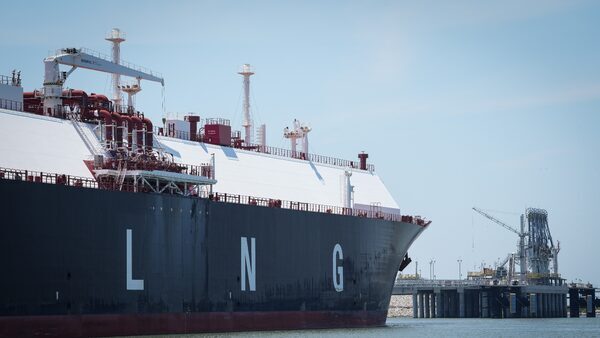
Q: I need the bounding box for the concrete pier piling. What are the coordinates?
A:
[413,293,418,318]
[567,285,596,318]
[394,279,585,319]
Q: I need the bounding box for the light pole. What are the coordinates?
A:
[432,260,436,280]
[415,261,418,278]
[429,259,434,280]
[457,258,463,280]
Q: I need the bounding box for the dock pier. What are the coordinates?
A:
[394,279,595,318]
[568,284,597,318]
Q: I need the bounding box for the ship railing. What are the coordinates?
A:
[155,126,376,172]
[394,279,490,288]
[0,74,20,86]
[155,126,193,141]
[208,192,429,226]
[0,166,428,226]
[101,158,212,179]
[239,143,375,172]
[23,104,71,117]
[0,167,98,189]
[178,162,213,178]
[205,118,231,126]
[0,98,23,111]
[113,105,137,115]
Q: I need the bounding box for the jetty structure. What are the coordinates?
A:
[393,208,597,318]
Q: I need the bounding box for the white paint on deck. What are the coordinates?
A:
[0,109,95,178]
[0,109,401,211]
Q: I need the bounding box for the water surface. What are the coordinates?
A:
[147,317,600,338]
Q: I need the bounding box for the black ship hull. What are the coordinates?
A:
[0,179,424,337]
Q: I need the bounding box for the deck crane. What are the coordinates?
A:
[472,207,528,284]
[42,47,164,116]
[495,252,516,282]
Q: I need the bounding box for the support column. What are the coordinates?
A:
[459,288,465,318]
[477,290,482,318]
[587,294,595,317]
[559,294,564,317]
[424,293,430,318]
[530,293,537,318]
[563,294,568,318]
[481,291,489,318]
[569,288,579,318]
[509,293,517,317]
[435,289,443,318]
[431,292,437,318]
[413,293,418,318]
[445,292,450,317]
[465,291,471,318]
[520,291,528,318]
[419,292,425,318]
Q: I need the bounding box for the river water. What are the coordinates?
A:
[148,317,600,338]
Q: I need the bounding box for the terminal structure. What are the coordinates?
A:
[394,207,597,318]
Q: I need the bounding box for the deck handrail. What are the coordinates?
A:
[155,126,376,172]
[0,166,429,227]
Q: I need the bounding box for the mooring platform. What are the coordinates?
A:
[393,279,597,319]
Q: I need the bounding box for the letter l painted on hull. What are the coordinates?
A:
[126,229,144,291]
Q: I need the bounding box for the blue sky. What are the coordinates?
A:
[2,1,599,284]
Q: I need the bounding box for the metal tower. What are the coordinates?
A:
[238,64,254,145]
[526,208,556,275]
[119,79,141,113]
[106,28,126,111]
[283,119,311,158]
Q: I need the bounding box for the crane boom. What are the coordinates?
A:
[472,207,529,283]
[42,47,163,116]
[472,207,521,236]
[45,48,164,85]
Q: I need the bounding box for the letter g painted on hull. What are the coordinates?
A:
[333,243,344,292]
[241,237,256,291]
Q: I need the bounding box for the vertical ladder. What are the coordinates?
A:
[115,160,127,191]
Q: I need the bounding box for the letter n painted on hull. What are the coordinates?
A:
[126,229,144,291]
[333,243,344,292]
[241,237,256,291]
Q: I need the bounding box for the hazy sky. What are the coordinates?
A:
[2,1,599,285]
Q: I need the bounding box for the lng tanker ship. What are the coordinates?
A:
[0,29,429,337]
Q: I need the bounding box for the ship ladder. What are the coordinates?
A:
[68,113,106,157]
[115,160,127,191]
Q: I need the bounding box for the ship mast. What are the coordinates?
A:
[106,28,126,112]
[238,64,254,145]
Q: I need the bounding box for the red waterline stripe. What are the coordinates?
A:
[0,310,388,337]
